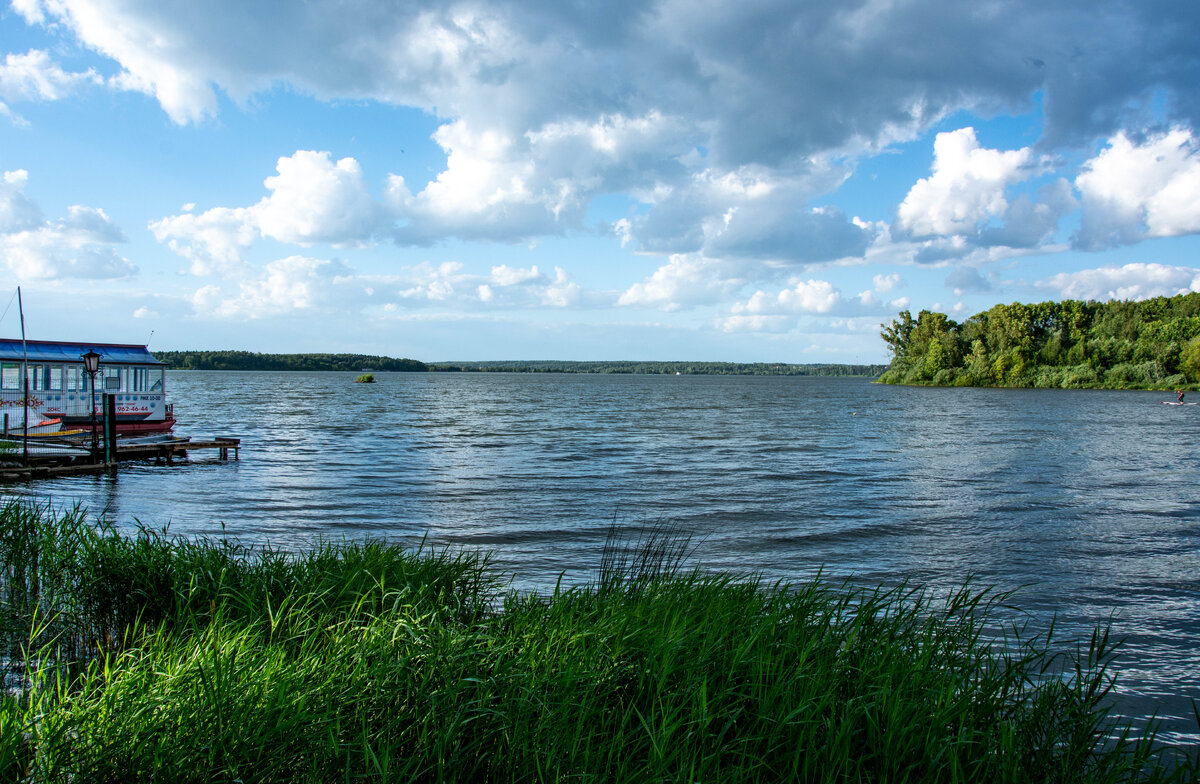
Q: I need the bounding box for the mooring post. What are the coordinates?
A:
[103,394,118,473]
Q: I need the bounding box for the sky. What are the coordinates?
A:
[1,0,1199,363]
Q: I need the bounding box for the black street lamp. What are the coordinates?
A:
[81,350,100,459]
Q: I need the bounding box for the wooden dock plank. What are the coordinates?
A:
[0,436,240,482]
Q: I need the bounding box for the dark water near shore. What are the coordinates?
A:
[9,371,1200,742]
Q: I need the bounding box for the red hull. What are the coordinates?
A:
[115,416,176,435]
[66,415,176,436]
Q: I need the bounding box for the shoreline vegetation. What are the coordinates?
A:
[155,351,888,376]
[879,291,1200,390]
[1,501,1195,782]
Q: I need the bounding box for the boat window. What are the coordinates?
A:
[150,368,163,392]
[27,365,42,391]
[104,367,120,391]
[1,363,18,390]
[49,366,62,391]
[66,366,80,392]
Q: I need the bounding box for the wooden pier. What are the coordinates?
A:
[0,436,240,482]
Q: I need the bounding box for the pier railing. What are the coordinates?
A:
[0,390,114,463]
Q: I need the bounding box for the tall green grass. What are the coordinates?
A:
[0,501,1194,782]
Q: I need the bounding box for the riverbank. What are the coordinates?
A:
[1,501,1194,782]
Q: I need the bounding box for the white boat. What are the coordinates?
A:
[0,339,176,435]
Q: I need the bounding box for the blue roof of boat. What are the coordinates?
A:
[0,339,165,365]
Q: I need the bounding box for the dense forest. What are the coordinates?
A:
[879,292,1200,389]
[429,361,889,376]
[155,351,428,372]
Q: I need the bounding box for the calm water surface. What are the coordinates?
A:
[9,372,1200,741]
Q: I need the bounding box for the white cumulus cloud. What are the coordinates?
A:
[191,256,358,319]
[0,49,100,102]
[394,261,583,309]
[0,169,135,279]
[1074,129,1200,250]
[618,254,748,311]
[256,151,379,245]
[1037,262,1200,301]
[896,127,1034,239]
[152,151,383,274]
[731,279,843,317]
[0,49,101,122]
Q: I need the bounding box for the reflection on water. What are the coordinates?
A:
[8,372,1200,740]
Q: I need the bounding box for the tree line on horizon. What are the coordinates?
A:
[879,291,1200,389]
[152,352,888,377]
[153,351,428,372]
[428,360,888,376]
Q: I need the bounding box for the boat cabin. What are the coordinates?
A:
[0,340,174,433]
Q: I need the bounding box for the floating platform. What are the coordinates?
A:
[0,435,240,482]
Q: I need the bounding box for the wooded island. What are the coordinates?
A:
[879,291,1200,389]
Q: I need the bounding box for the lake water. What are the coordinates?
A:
[8,371,1200,742]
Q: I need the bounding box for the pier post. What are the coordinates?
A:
[103,394,118,472]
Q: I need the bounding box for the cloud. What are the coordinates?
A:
[617,253,748,311]
[396,261,584,309]
[150,206,256,276]
[0,49,100,102]
[716,277,915,334]
[1074,129,1200,250]
[0,49,101,122]
[19,0,1200,155]
[977,179,1076,249]
[896,127,1036,239]
[714,278,842,333]
[945,266,991,296]
[256,151,379,245]
[24,0,1200,270]
[743,279,843,315]
[152,150,382,274]
[717,267,914,333]
[624,165,873,264]
[387,120,572,245]
[191,256,359,319]
[872,273,900,293]
[1037,263,1200,301]
[0,169,136,279]
[715,314,792,334]
[380,110,721,246]
[0,170,44,232]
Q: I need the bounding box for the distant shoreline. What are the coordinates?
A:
[427,360,888,376]
[156,351,888,376]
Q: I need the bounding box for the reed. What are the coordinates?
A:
[0,502,1194,782]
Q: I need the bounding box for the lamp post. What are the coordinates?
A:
[81,350,100,459]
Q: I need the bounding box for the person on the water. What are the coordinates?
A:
[1177,389,1185,403]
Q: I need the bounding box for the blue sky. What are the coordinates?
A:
[1,0,1199,362]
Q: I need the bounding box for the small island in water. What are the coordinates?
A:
[879,291,1200,390]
